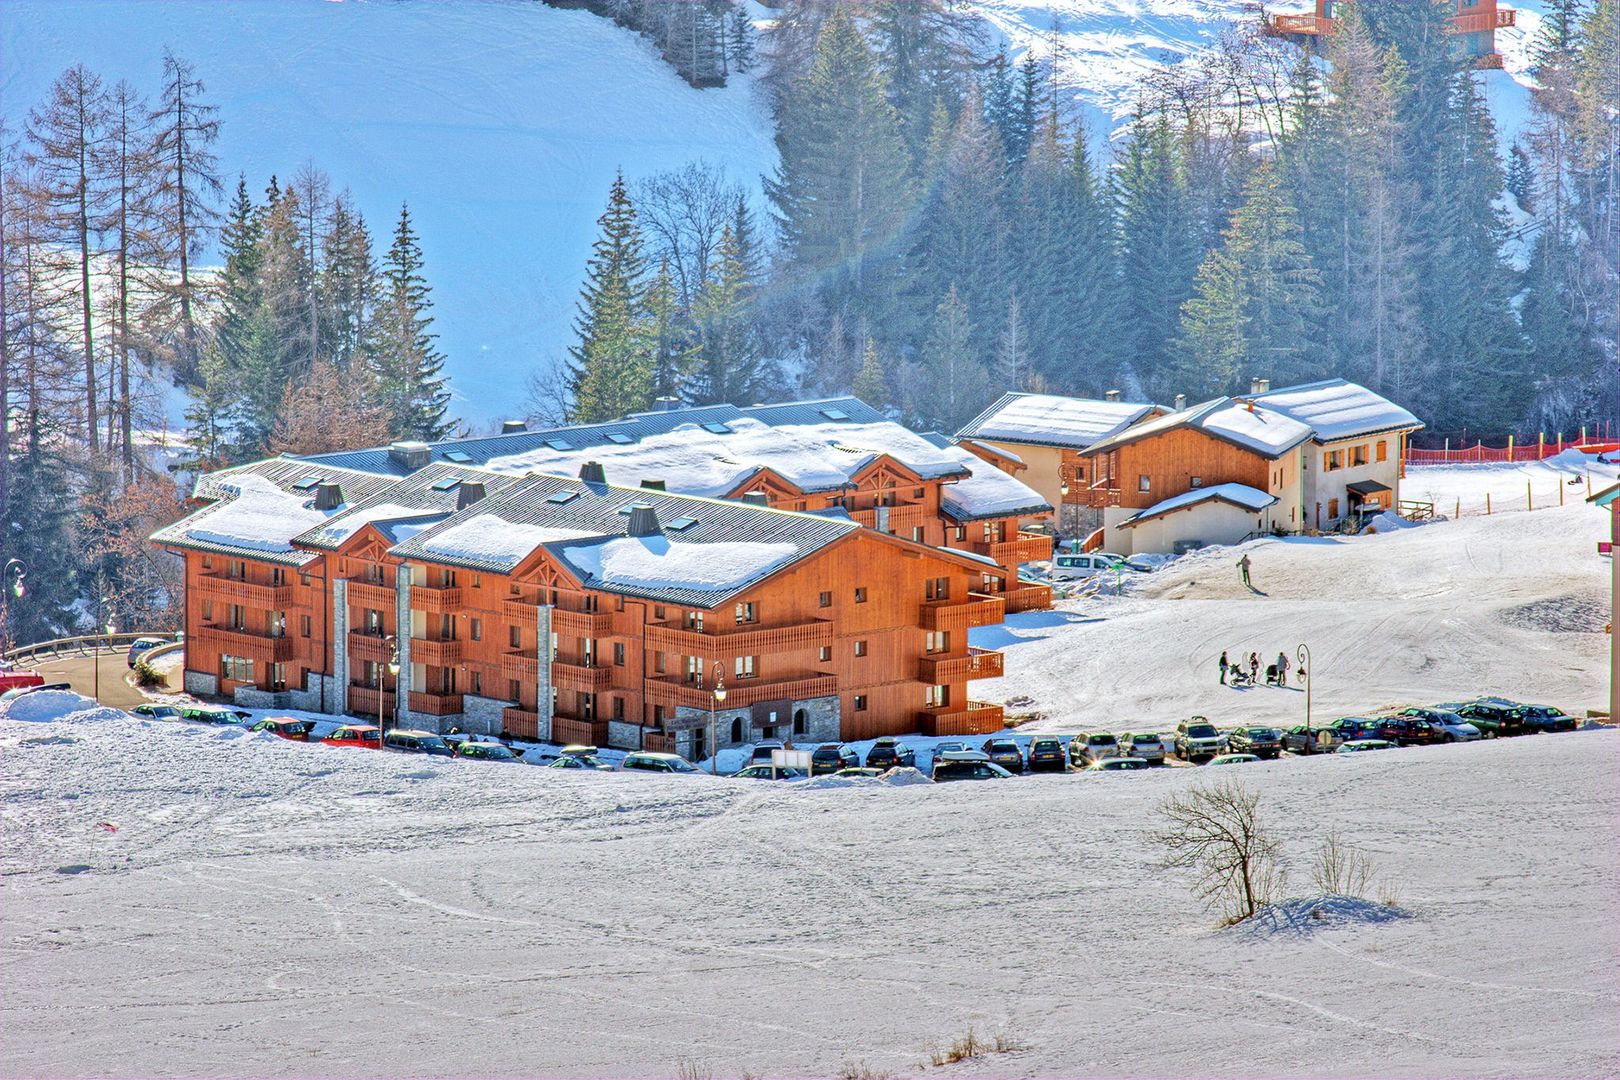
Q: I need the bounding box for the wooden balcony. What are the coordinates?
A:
[192,624,297,662]
[503,707,539,739]
[920,593,1005,632]
[345,579,394,610]
[644,674,837,712]
[552,661,612,692]
[551,716,609,747]
[850,502,932,535]
[1003,582,1053,613]
[552,608,616,637]
[500,651,540,681]
[408,690,464,716]
[641,731,678,755]
[919,647,1005,683]
[346,685,395,719]
[1072,484,1122,509]
[409,584,463,613]
[410,637,463,666]
[193,573,298,609]
[646,618,834,657]
[347,630,394,662]
[917,700,1004,737]
[1267,7,1511,37]
[1453,8,1514,33]
[974,532,1052,566]
[502,598,538,622]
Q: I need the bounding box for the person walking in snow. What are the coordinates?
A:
[1219,651,1229,685]
[1277,651,1290,684]
[1248,652,1260,683]
[1237,553,1253,589]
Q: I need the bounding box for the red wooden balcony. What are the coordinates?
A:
[919,646,1004,683]
[346,685,395,719]
[920,593,1005,632]
[850,502,932,535]
[500,651,540,681]
[408,690,464,716]
[192,624,297,663]
[193,573,298,609]
[347,630,394,662]
[502,707,539,739]
[1002,582,1053,613]
[644,674,837,712]
[646,618,833,657]
[552,608,617,638]
[345,579,394,610]
[1267,6,1511,38]
[641,730,678,755]
[552,661,612,693]
[917,701,1004,737]
[551,715,609,747]
[409,584,462,613]
[974,532,1052,566]
[410,637,462,667]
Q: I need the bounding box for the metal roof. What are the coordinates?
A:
[190,457,398,503]
[290,462,527,550]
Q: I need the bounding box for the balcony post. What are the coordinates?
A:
[332,577,350,714]
[536,602,554,743]
[394,564,411,730]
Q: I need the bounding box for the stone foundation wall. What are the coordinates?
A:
[460,695,508,737]
[233,687,292,710]
[1059,504,1104,542]
[606,720,644,751]
[183,670,219,697]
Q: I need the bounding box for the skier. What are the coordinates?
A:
[1237,553,1253,588]
[1218,650,1229,685]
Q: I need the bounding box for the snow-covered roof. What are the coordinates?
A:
[939,447,1053,522]
[418,515,604,572]
[1247,379,1424,442]
[1085,397,1313,459]
[1119,483,1277,528]
[152,474,336,565]
[956,392,1160,450]
[290,463,524,551]
[558,536,801,595]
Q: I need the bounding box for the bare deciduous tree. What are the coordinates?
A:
[1155,779,1285,924]
[635,161,742,307]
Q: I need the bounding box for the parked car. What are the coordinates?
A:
[126,636,169,668]
[456,740,519,763]
[809,743,859,775]
[383,729,454,756]
[1173,718,1226,762]
[322,723,381,748]
[1051,552,1127,581]
[1118,731,1166,764]
[833,767,884,779]
[1085,756,1151,772]
[980,738,1025,773]
[550,744,612,770]
[1337,738,1396,753]
[865,737,915,770]
[1512,704,1578,733]
[1072,731,1122,766]
[181,705,249,726]
[0,671,47,696]
[1225,726,1283,759]
[620,751,701,774]
[128,702,182,721]
[249,717,315,741]
[750,740,786,764]
[1454,699,1529,738]
[1206,753,1260,766]
[1026,736,1068,772]
[932,752,1014,782]
[1391,706,1481,742]
[931,740,970,758]
[1373,716,1444,747]
[733,763,808,781]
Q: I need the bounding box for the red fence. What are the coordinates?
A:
[1406,437,1619,465]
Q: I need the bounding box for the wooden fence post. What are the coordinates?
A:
[1527,479,1532,511]
[1486,492,1492,515]
[1455,498,1460,519]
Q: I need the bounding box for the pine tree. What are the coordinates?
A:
[995,291,1030,392]
[569,173,655,422]
[983,50,1020,171]
[912,283,989,431]
[370,202,452,439]
[727,4,755,74]
[1506,144,1535,210]
[96,78,156,479]
[646,260,688,401]
[691,224,761,404]
[319,192,378,370]
[852,336,889,407]
[869,0,984,167]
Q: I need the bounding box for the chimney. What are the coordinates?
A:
[455,481,486,510]
[500,419,527,434]
[740,492,770,507]
[578,461,607,485]
[653,395,682,413]
[1250,377,1271,395]
[313,482,344,511]
[1104,389,1122,402]
[626,503,661,537]
[640,478,666,491]
[1173,393,1186,411]
[388,440,432,470]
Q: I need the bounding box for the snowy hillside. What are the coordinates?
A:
[2,0,777,425]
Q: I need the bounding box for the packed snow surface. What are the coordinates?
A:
[1250,378,1424,442]
[2,700,1614,1076]
[417,514,600,570]
[560,535,800,594]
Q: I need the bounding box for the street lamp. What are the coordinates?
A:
[1296,643,1312,746]
[380,633,400,735]
[0,559,24,655]
[709,661,727,775]
[92,594,114,704]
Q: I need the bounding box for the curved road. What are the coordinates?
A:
[21,651,179,710]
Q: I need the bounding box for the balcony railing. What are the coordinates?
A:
[644,674,837,712]
[345,579,394,610]
[502,598,538,622]
[641,731,678,755]
[408,690,464,716]
[849,502,932,535]
[1266,12,1337,35]
[552,661,612,693]
[1002,582,1053,613]
[193,574,297,609]
[974,532,1052,566]
[552,608,616,637]
[410,637,462,667]
[920,593,1005,632]
[919,646,1005,683]
[346,685,395,718]
[192,624,297,662]
[917,700,1004,737]
[646,618,834,657]
[502,707,539,739]
[409,584,462,613]
[1072,483,1122,509]
[500,651,540,681]
[347,630,394,662]
[551,716,609,747]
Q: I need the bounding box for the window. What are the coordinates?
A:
[1328,497,1340,519]
[439,613,454,640]
[613,642,625,666]
[735,602,757,625]
[470,671,482,695]
[1138,474,1151,493]
[686,655,702,684]
[735,655,756,679]
[853,695,868,712]
[300,614,312,639]
[953,526,966,542]
[299,571,310,588]
[509,625,521,649]
[730,718,743,742]
[1324,450,1343,471]
[854,587,867,604]
[914,488,925,500]
[508,679,522,701]
[220,655,253,683]
[202,599,214,622]
[227,559,245,580]
[1351,444,1369,467]
[912,526,925,542]
[793,709,807,736]
[202,555,212,570]
[1376,440,1388,463]
[583,593,599,613]
[228,604,247,631]
[654,606,665,620]
[926,576,949,601]
[470,618,482,642]
[926,684,949,708]
[270,663,287,691]
[613,696,625,720]
[925,631,949,654]
[509,583,521,596]
[818,591,832,608]
[655,651,666,674]
[549,631,558,660]
[271,567,286,586]
[818,646,832,663]
[685,610,704,631]
[470,574,481,587]
[853,640,867,657]
[1190,476,1203,489]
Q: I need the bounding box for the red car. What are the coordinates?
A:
[0,670,45,695]
[322,724,381,749]
[250,717,315,741]
[1374,716,1444,747]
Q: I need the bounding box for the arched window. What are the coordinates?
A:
[793,709,807,736]
[730,718,742,743]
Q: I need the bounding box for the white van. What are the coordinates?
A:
[1051,552,1127,581]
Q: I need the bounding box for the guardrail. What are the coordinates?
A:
[2,632,179,667]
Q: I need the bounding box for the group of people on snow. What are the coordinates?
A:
[1218,649,1296,689]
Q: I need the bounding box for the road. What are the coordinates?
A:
[23,650,176,709]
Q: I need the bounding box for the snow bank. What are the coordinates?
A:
[880,767,934,787]
[1238,895,1412,938]
[0,690,126,725]
[1361,510,1424,534]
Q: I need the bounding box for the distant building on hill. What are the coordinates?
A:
[1264,0,1516,67]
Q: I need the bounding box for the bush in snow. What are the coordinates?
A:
[1155,780,1285,925]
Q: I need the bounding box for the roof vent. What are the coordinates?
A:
[388,441,433,470]
[653,395,682,412]
[1251,377,1271,395]
[740,491,770,507]
[1104,389,1122,402]
[456,481,487,510]
[313,482,344,511]
[640,478,666,491]
[578,461,606,485]
[626,503,661,537]
[1173,393,1187,411]
[500,419,527,434]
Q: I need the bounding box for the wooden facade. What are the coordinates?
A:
[1266,0,1515,64]
[1081,426,1273,511]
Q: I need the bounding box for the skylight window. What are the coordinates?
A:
[443,451,472,464]
[544,439,574,451]
[291,475,324,491]
[819,407,849,421]
[702,422,733,435]
[430,477,462,492]
[617,505,635,515]
[547,490,580,505]
[666,516,698,532]
[605,432,635,445]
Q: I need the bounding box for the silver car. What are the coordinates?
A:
[1120,731,1166,764]
[1394,707,1481,742]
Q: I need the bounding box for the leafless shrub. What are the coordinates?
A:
[924,1025,1024,1068]
[1155,780,1285,924]
[1311,829,1375,897]
[675,1058,713,1080]
[839,1062,896,1080]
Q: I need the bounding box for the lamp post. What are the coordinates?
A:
[380,633,399,736]
[1296,643,1312,746]
[709,661,727,775]
[1,559,25,655]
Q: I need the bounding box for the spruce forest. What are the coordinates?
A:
[3,0,1619,646]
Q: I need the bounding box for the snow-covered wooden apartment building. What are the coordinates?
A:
[152,398,1054,752]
